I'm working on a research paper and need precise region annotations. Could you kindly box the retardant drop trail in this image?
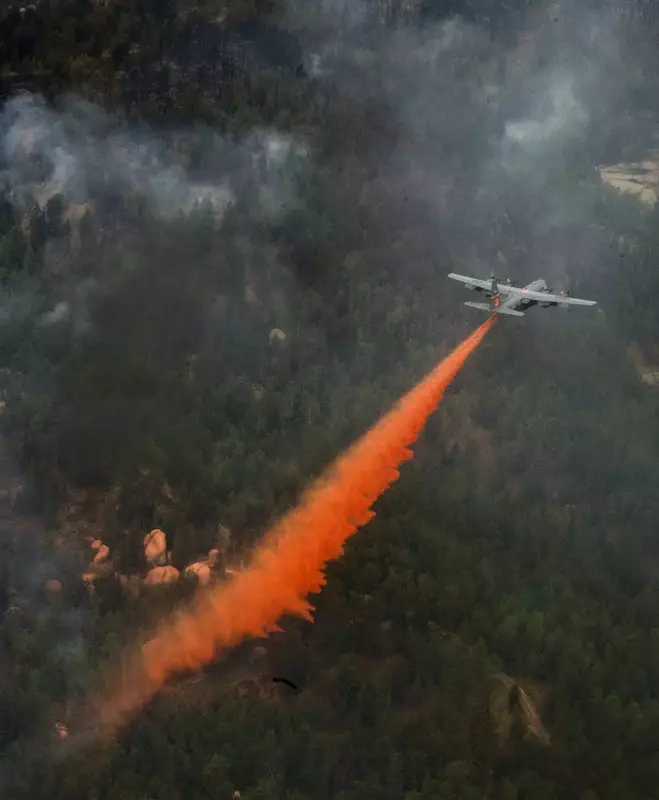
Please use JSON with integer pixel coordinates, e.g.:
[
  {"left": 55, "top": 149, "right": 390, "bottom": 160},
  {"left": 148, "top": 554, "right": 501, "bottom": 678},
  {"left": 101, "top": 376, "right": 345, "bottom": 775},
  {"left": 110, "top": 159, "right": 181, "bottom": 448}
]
[{"left": 94, "top": 315, "right": 495, "bottom": 736}]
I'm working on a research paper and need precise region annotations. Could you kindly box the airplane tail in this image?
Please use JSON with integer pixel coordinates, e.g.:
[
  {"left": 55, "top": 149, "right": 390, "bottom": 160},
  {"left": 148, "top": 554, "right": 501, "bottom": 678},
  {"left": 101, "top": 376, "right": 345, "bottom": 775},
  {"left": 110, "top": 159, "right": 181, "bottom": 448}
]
[
  {"left": 494, "top": 307, "right": 525, "bottom": 317},
  {"left": 464, "top": 301, "right": 524, "bottom": 317},
  {"left": 488, "top": 274, "right": 502, "bottom": 311}
]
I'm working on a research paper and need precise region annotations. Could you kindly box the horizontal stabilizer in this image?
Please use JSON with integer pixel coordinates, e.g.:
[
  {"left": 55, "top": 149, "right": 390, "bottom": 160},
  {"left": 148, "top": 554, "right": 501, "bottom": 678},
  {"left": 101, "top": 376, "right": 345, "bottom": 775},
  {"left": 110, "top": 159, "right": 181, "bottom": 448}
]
[
  {"left": 492, "top": 306, "right": 525, "bottom": 317},
  {"left": 464, "top": 301, "right": 524, "bottom": 317}
]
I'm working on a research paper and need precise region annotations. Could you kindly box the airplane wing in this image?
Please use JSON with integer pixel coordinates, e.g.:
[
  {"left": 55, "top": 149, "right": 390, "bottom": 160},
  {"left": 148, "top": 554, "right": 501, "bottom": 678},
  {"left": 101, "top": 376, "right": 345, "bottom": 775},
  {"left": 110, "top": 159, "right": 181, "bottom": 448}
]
[
  {"left": 447, "top": 273, "right": 493, "bottom": 291},
  {"left": 502, "top": 285, "right": 597, "bottom": 306}
]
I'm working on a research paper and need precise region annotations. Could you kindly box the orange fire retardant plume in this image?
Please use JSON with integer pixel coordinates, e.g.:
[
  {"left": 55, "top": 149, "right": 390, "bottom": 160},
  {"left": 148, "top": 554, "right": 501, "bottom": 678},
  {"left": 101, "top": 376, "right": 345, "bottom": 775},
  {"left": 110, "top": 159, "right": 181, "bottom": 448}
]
[{"left": 95, "top": 315, "right": 495, "bottom": 735}]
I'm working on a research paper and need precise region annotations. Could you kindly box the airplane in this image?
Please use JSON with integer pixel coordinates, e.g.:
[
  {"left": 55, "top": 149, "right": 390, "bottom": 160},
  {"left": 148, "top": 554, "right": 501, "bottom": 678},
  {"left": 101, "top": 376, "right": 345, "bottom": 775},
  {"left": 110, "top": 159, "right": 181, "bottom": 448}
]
[{"left": 447, "top": 272, "right": 597, "bottom": 317}]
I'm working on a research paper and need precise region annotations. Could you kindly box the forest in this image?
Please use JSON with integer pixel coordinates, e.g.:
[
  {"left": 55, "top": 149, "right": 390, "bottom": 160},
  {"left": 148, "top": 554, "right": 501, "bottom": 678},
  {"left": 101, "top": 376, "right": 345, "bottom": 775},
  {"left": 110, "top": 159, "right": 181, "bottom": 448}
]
[{"left": 3, "top": 0, "right": 659, "bottom": 797}]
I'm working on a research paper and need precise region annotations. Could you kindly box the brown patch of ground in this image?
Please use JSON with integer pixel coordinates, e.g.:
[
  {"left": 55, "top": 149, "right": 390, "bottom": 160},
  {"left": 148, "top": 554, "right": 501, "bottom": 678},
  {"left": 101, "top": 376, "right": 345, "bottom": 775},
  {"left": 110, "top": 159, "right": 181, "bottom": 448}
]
[{"left": 490, "top": 672, "right": 551, "bottom": 746}]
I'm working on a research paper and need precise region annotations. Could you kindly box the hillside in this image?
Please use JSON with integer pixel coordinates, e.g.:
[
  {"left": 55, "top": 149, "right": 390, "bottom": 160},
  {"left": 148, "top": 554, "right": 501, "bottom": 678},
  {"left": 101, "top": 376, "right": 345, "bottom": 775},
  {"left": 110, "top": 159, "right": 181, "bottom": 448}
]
[{"left": 2, "top": 1, "right": 659, "bottom": 799}]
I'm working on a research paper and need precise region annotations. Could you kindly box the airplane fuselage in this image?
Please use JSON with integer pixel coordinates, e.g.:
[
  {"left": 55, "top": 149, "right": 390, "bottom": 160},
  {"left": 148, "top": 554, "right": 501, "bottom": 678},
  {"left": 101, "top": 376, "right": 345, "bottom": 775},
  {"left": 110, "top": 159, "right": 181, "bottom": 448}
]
[{"left": 491, "top": 279, "right": 550, "bottom": 313}]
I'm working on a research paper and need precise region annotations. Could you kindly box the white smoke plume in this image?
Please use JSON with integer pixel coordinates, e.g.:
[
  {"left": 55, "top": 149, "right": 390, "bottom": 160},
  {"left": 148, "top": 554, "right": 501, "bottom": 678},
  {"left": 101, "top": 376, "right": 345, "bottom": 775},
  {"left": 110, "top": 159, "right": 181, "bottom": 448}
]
[
  {"left": 504, "top": 71, "right": 589, "bottom": 149},
  {"left": 0, "top": 93, "right": 307, "bottom": 223}
]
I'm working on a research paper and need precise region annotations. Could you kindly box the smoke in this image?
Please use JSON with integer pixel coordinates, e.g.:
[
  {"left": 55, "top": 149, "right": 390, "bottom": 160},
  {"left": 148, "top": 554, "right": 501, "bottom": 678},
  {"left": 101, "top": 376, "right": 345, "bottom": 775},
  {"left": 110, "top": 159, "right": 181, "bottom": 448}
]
[
  {"left": 0, "top": 93, "right": 307, "bottom": 223},
  {"left": 88, "top": 316, "right": 494, "bottom": 737},
  {"left": 38, "top": 300, "right": 71, "bottom": 326},
  {"left": 503, "top": 71, "right": 589, "bottom": 150},
  {"left": 0, "top": 88, "right": 314, "bottom": 379},
  {"left": 282, "top": 0, "right": 656, "bottom": 295}
]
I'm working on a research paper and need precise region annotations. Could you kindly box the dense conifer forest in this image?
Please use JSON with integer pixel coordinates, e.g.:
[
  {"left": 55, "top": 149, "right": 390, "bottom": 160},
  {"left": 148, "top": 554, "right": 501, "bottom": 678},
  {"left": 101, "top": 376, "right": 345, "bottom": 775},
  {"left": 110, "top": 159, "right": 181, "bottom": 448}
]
[{"left": 3, "top": 0, "right": 659, "bottom": 797}]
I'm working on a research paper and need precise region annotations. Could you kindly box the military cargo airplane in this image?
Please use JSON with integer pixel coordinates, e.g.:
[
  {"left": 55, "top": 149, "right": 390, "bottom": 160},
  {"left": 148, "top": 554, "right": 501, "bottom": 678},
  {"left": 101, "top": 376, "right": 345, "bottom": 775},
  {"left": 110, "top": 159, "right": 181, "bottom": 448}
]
[{"left": 447, "top": 272, "right": 597, "bottom": 317}]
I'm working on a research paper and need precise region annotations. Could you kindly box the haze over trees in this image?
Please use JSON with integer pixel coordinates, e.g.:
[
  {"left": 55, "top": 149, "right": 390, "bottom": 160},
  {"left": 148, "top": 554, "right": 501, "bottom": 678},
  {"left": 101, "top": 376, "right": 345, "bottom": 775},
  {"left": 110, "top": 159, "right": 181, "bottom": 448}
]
[{"left": 2, "top": 0, "right": 659, "bottom": 798}]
